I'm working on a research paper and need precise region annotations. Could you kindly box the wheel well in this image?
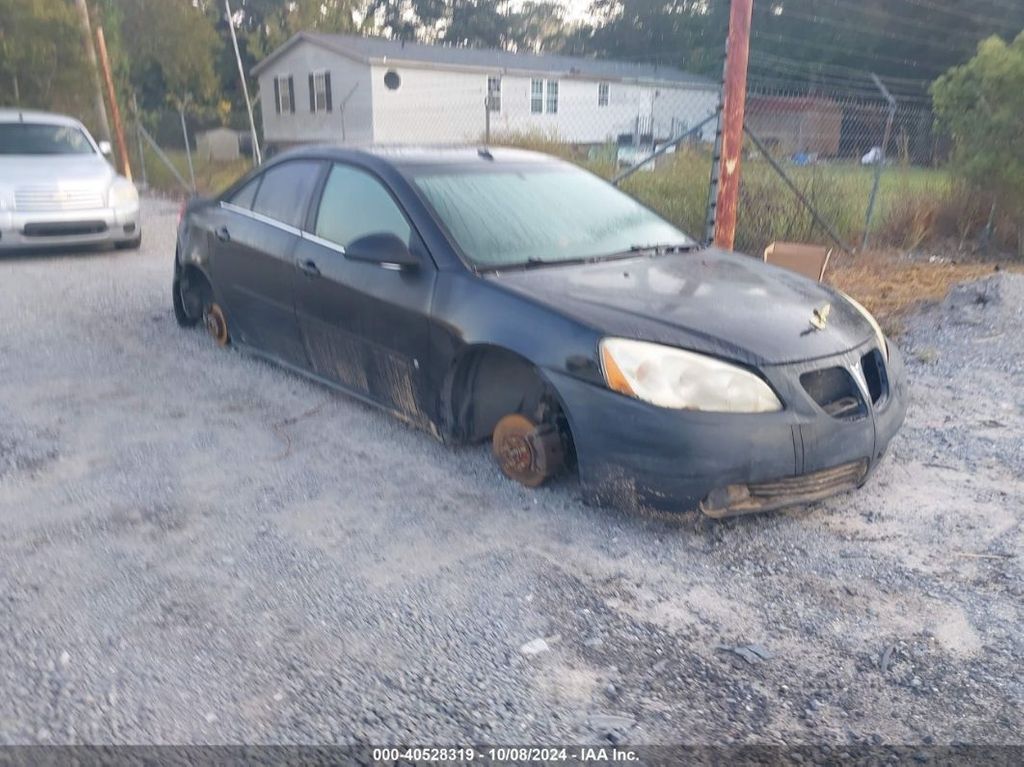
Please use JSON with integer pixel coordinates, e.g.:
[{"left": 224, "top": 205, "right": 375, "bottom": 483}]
[
  {"left": 446, "top": 346, "right": 575, "bottom": 458},
  {"left": 177, "top": 263, "right": 214, "bottom": 319}
]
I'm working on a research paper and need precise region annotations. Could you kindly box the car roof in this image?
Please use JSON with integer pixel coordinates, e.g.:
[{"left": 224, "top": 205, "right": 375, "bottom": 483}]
[
  {"left": 272, "top": 144, "right": 568, "bottom": 174},
  {"left": 0, "top": 109, "right": 87, "bottom": 128}
]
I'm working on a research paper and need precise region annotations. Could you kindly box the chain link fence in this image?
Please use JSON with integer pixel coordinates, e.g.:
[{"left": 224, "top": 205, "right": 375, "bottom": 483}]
[
  {"left": 738, "top": 80, "right": 965, "bottom": 256},
  {"left": 123, "top": 105, "right": 258, "bottom": 198}
]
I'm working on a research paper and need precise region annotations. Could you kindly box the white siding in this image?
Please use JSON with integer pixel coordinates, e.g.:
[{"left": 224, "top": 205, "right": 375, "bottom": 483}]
[
  {"left": 258, "top": 47, "right": 373, "bottom": 146},
  {"left": 488, "top": 75, "right": 720, "bottom": 144},
  {"left": 257, "top": 40, "right": 719, "bottom": 147},
  {"left": 370, "top": 65, "right": 487, "bottom": 144},
  {"left": 368, "top": 63, "right": 719, "bottom": 145}
]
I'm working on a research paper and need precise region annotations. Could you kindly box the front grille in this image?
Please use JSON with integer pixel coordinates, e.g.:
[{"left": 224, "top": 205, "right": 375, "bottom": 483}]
[
  {"left": 22, "top": 221, "right": 107, "bottom": 237},
  {"left": 800, "top": 366, "right": 867, "bottom": 420},
  {"left": 746, "top": 460, "right": 869, "bottom": 501},
  {"left": 15, "top": 186, "right": 105, "bottom": 212},
  {"left": 701, "top": 460, "right": 869, "bottom": 517}
]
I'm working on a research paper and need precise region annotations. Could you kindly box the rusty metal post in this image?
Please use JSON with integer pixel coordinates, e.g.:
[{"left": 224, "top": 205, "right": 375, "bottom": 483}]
[
  {"left": 94, "top": 27, "right": 132, "bottom": 181},
  {"left": 713, "top": 0, "right": 753, "bottom": 251},
  {"left": 72, "top": 0, "right": 112, "bottom": 143}
]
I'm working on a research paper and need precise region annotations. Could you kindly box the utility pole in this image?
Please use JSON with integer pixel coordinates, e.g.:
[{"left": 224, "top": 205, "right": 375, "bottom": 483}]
[
  {"left": 713, "top": 0, "right": 753, "bottom": 251},
  {"left": 72, "top": 0, "right": 112, "bottom": 143},
  {"left": 95, "top": 27, "right": 132, "bottom": 181},
  {"left": 225, "top": 0, "right": 262, "bottom": 165}
]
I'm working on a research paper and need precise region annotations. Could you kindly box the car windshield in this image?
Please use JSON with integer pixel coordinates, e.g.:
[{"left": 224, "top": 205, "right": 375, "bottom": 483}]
[
  {"left": 412, "top": 165, "right": 695, "bottom": 268},
  {"left": 0, "top": 123, "right": 96, "bottom": 155}
]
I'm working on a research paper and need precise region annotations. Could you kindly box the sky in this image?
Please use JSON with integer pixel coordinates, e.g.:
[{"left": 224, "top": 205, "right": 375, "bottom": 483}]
[{"left": 559, "top": 0, "right": 593, "bottom": 24}]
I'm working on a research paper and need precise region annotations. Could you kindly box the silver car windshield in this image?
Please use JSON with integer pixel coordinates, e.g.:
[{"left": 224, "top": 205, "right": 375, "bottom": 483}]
[
  {"left": 0, "top": 123, "right": 96, "bottom": 155},
  {"left": 412, "top": 166, "right": 694, "bottom": 268}
]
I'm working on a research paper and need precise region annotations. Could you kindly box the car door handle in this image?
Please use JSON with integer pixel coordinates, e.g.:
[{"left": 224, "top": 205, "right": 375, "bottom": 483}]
[
  {"left": 299, "top": 259, "right": 321, "bottom": 277},
  {"left": 215, "top": 226, "right": 231, "bottom": 243}
]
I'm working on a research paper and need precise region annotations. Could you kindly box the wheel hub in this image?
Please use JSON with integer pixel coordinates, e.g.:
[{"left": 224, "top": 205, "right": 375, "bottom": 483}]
[
  {"left": 203, "top": 303, "right": 229, "bottom": 347},
  {"left": 492, "top": 413, "right": 565, "bottom": 488}
]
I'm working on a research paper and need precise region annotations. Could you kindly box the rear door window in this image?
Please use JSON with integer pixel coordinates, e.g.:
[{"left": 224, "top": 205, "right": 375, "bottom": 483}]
[
  {"left": 251, "top": 160, "right": 323, "bottom": 228},
  {"left": 227, "top": 177, "right": 261, "bottom": 209}
]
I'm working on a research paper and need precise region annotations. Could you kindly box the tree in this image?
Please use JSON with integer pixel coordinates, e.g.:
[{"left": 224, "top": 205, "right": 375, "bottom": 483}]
[
  {"left": 118, "top": 0, "right": 221, "bottom": 109},
  {"left": 932, "top": 33, "right": 1024, "bottom": 248},
  {"left": 367, "top": 0, "right": 566, "bottom": 51},
  {"left": 579, "top": 0, "right": 729, "bottom": 74},
  {"left": 0, "top": 0, "right": 91, "bottom": 117}
]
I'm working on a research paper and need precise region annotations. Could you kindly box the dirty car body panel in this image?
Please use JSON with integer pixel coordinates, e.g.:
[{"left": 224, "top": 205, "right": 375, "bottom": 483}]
[{"left": 175, "top": 146, "right": 907, "bottom": 515}]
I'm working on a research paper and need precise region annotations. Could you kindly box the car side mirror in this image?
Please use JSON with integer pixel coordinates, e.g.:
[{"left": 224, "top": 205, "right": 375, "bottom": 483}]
[
  {"left": 345, "top": 233, "right": 419, "bottom": 270},
  {"left": 98, "top": 141, "right": 113, "bottom": 156}
]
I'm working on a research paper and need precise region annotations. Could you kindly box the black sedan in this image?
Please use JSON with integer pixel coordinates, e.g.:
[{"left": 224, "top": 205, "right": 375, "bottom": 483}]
[{"left": 173, "top": 147, "right": 907, "bottom": 517}]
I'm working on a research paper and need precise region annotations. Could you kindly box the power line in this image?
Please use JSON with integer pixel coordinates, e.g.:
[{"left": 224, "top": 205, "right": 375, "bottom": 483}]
[
  {"left": 750, "top": 50, "right": 934, "bottom": 87},
  {"left": 781, "top": 0, "right": 1022, "bottom": 44},
  {"left": 750, "top": 30, "right": 952, "bottom": 75},
  {"left": 746, "top": 66, "right": 934, "bottom": 103},
  {"left": 897, "top": 0, "right": 1024, "bottom": 28},
  {"left": 764, "top": 6, "right": 978, "bottom": 54}
]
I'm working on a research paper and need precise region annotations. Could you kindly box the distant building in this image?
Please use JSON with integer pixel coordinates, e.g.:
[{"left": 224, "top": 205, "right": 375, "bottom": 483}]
[
  {"left": 251, "top": 33, "right": 720, "bottom": 149},
  {"left": 746, "top": 95, "right": 844, "bottom": 158},
  {"left": 196, "top": 127, "right": 242, "bottom": 161}
]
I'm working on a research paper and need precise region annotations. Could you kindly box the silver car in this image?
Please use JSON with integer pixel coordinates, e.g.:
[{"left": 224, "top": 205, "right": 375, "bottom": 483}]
[{"left": 0, "top": 109, "right": 141, "bottom": 251}]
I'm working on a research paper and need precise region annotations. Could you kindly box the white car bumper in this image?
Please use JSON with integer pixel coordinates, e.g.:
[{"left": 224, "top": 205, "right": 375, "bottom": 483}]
[{"left": 0, "top": 202, "right": 141, "bottom": 251}]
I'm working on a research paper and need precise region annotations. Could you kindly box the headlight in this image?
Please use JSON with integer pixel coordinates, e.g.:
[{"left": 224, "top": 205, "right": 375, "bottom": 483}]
[
  {"left": 600, "top": 338, "right": 783, "bottom": 413},
  {"left": 839, "top": 292, "right": 888, "bottom": 360},
  {"left": 108, "top": 178, "right": 138, "bottom": 209}
]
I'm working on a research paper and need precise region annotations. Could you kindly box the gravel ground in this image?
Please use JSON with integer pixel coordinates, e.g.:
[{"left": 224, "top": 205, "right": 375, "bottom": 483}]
[{"left": 0, "top": 197, "right": 1021, "bottom": 747}]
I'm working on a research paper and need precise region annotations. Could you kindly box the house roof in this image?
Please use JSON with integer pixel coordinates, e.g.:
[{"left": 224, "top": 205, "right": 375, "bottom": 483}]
[{"left": 252, "top": 32, "right": 716, "bottom": 89}]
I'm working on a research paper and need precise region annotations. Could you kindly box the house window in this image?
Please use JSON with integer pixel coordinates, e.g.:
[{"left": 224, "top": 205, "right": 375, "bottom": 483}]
[
  {"left": 598, "top": 82, "right": 609, "bottom": 107},
  {"left": 487, "top": 76, "right": 502, "bottom": 113},
  {"left": 310, "top": 71, "right": 332, "bottom": 113},
  {"left": 274, "top": 75, "right": 295, "bottom": 114},
  {"left": 531, "top": 79, "right": 543, "bottom": 114},
  {"left": 546, "top": 80, "right": 558, "bottom": 114},
  {"left": 384, "top": 70, "right": 401, "bottom": 90}
]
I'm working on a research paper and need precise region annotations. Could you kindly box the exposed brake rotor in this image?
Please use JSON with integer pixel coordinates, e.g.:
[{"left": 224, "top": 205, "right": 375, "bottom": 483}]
[{"left": 492, "top": 413, "right": 565, "bottom": 488}]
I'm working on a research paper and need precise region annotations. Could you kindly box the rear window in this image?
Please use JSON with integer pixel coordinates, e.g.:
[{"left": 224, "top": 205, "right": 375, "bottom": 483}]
[{"left": 0, "top": 123, "right": 96, "bottom": 155}]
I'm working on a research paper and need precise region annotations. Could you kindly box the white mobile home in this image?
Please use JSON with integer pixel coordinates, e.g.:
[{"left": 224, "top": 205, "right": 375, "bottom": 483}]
[{"left": 252, "top": 33, "right": 720, "bottom": 149}]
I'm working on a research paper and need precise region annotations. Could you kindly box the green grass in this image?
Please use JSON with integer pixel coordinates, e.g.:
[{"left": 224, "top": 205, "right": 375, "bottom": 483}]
[
  {"left": 492, "top": 130, "right": 961, "bottom": 254},
  {"left": 616, "top": 151, "right": 956, "bottom": 253},
  {"left": 134, "top": 146, "right": 252, "bottom": 197}
]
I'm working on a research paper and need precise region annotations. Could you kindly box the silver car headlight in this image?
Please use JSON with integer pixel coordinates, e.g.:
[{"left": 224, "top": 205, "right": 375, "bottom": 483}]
[
  {"left": 600, "top": 338, "right": 783, "bottom": 413},
  {"left": 108, "top": 178, "right": 139, "bottom": 209},
  {"left": 839, "top": 292, "right": 888, "bottom": 361}
]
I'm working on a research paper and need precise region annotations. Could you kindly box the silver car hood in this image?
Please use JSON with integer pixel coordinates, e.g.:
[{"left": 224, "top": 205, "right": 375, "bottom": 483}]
[{"left": 0, "top": 155, "right": 115, "bottom": 188}]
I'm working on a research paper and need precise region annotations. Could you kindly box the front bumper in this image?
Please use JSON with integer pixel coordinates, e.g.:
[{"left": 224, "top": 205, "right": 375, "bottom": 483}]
[
  {"left": 0, "top": 202, "right": 141, "bottom": 251},
  {"left": 547, "top": 339, "right": 908, "bottom": 516}
]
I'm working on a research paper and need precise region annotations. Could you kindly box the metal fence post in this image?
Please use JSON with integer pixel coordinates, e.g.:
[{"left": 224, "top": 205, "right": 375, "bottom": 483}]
[
  {"left": 861, "top": 74, "right": 897, "bottom": 252},
  {"left": 484, "top": 98, "right": 491, "bottom": 145},
  {"left": 179, "top": 105, "right": 196, "bottom": 192},
  {"left": 131, "top": 94, "right": 148, "bottom": 190},
  {"left": 704, "top": 100, "right": 725, "bottom": 245}
]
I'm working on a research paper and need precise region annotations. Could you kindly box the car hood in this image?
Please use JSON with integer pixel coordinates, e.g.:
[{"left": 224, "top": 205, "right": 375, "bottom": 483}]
[
  {"left": 0, "top": 155, "right": 114, "bottom": 188},
  {"left": 485, "top": 248, "right": 875, "bottom": 366}
]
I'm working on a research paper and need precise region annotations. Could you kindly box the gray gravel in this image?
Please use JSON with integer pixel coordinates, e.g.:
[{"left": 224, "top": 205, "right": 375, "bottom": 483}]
[{"left": 0, "top": 197, "right": 1021, "bottom": 746}]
